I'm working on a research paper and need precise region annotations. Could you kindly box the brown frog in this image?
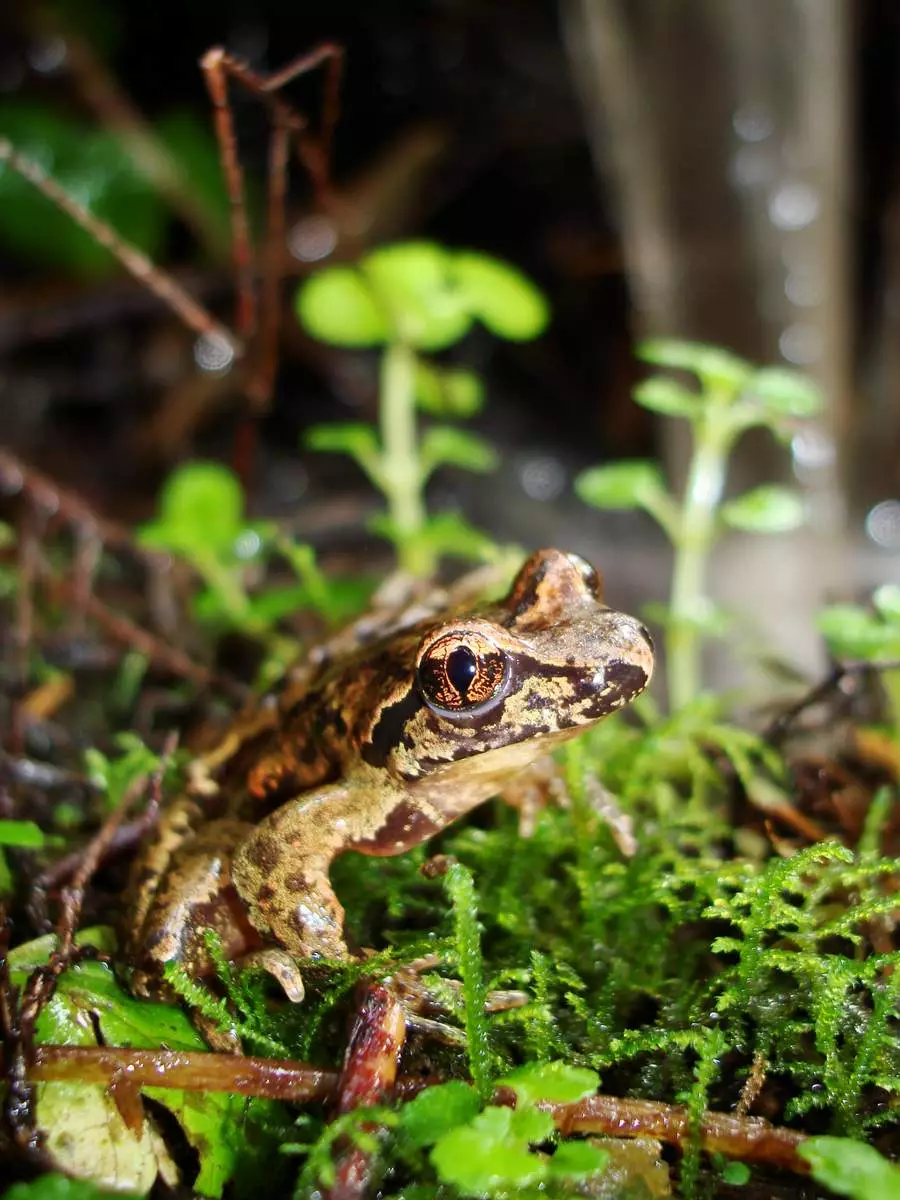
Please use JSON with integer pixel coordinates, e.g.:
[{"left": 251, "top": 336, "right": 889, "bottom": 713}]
[{"left": 125, "top": 549, "right": 653, "bottom": 1000}]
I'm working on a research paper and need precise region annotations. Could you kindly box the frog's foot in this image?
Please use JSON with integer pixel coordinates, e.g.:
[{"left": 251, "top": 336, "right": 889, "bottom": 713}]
[{"left": 237, "top": 947, "right": 305, "bottom": 1003}]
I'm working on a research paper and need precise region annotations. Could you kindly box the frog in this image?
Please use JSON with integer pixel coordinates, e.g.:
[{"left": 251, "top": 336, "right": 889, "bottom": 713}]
[{"left": 124, "top": 548, "right": 654, "bottom": 1001}]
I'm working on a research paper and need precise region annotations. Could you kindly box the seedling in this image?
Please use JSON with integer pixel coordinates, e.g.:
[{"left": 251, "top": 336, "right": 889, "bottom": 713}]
[
  {"left": 575, "top": 339, "right": 823, "bottom": 711},
  {"left": 296, "top": 240, "right": 548, "bottom": 576}
]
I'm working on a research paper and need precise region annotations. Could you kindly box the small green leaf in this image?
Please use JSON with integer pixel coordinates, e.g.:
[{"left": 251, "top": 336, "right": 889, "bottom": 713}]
[
  {"left": 548, "top": 1140, "right": 609, "bottom": 1181},
  {"left": 818, "top": 605, "right": 900, "bottom": 661},
  {"left": 429, "top": 1107, "right": 545, "bottom": 1194},
  {"left": 414, "top": 361, "right": 484, "bottom": 417},
  {"left": 363, "top": 241, "right": 471, "bottom": 351},
  {"left": 873, "top": 584, "right": 900, "bottom": 625},
  {"left": 498, "top": 1060, "right": 599, "bottom": 1106},
  {"left": 799, "top": 1136, "right": 900, "bottom": 1200},
  {"left": 575, "top": 460, "right": 667, "bottom": 511},
  {"left": 155, "top": 109, "right": 231, "bottom": 252},
  {"left": 0, "top": 819, "right": 48, "bottom": 848},
  {"left": 722, "top": 1160, "right": 752, "bottom": 1185},
  {"left": 139, "top": 462, "right": 244, "bottom": 558},
  {"left": 720, "top": 485, "right": 806, "bottom": 534},
  {"left": 632, "top": 376, "right": 698, "bottom": 418},
  {"left": 638, "top": 339, "right": 753, "bottom": 392},
  {"left": 398, "top": 1082, "right": 481, "bottom": 1149},
  {"left": 420, "top": 426, "right": 498, "bottom": 478},
  {"left": 295, "top": 266, "right": 391, "bottom": 347},
  {"left": 3, "top": 1175, "right": 122, "bottom": 1200},
  {"left": 452, "top": 251, "right": 549, "bottom": 341},
  {"left": 750, "top": 367, "right": 824, "bottom": 418},
  {"left": 305, "top": 422, "right": 382, "bottom": 478}
]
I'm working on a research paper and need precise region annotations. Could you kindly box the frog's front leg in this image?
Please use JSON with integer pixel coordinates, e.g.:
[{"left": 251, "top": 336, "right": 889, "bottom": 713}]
[{"left": 232, "top": 782, "right": 448, "bottom": 963}]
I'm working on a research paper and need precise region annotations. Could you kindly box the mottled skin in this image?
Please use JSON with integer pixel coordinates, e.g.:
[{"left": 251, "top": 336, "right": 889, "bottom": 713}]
[{"left": 125, "top": 549, "right": 654, "bottom": 999}]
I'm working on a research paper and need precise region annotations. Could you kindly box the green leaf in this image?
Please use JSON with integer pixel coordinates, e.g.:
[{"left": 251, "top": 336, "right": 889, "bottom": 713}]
[
  {"left": 0, "top": 104, "right": 165, "bottom": 277},
  {"left": 638, "top": 339, "right": 753, "bottom": 392},
  {"left": 0, "top": 818, "right": 48, "bottom": 848},
  {"left": 3, "top": 1175, "right": 122, "bottom": 1200},
  {"left": 799, "top": 1136, "right": 900, "bottom": 1199},
  {"left": 397, "top": 1081, "right": 481, "bottom": 1150},
  {"left": 363, "top": 241, "right": 472, "bottom": 351},
  {"left": 575, "top": 460, "right": 667, "bottom": 511},
  {"left": 83, "top": 733, "right": 165, "bottom": 810},
  {"left": 420, "top": 425, "right": 498, "bottom": 478},
  {"left": 873, "top": 584, "right": 900, "bottom": 625},
  {"left": 452, "top": 251, "right": 549, "bottom": 341},
  {"left": 749, "top": 367, "right": 824, "bottom": 418},
  {"left": 305, "top": 422, "right": 382, "bottom": 480},
  {"left": 721, "top": 1160, "right": 752, "bottom": 1185},
  {"left": 720, "top": 485, "right": 806, "bottom": 533},
  {"left": 414, "top": 361, "right": 485, "bottom": 417},
  {"left": 632, "top": 376, "right": 698, "bottom": 418},
  {"left": 139, "top": 462, "right": 245, "bottom": 558},
  {"left": 295, "top": 266, "right": 391, "bottom": 346},
  {"left": 498, "top": 1060, "right": 599, "bottom": 1106},
  {"left": 818, "top": 606, "right": 900, "bottom": 661},
  {"left": 548, "top": 1140, "right": 609, "bottom": 1180},
  {"left": 429, "top": 1107, "right": 546, "bottom": 1194}
]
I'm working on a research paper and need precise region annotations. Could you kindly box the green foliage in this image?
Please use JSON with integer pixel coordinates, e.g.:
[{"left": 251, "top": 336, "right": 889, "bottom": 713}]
[
  {"left": 2, "top": 1176, "right": 121, "bottom": 1200},
  {"left": 83, "top": 731, "right": 171, "bottom": 811},
  {"left": 819, "top": 584, "right": 900, "bottom": 740},
  {"left": 8, "top": 946, "right": 289, "bottom": 1197},
  {"left": 575, "top": 338, "right": 823, "bottom": 710},
  {"left": 444, "top": 862, "right": 494, "bottom": 1100},
  {"left": 799, "top": 1137, "right": 900, "bottom": 1198},
  {"left": 297, "top": 241, "right": 547, "bottom": 575}
]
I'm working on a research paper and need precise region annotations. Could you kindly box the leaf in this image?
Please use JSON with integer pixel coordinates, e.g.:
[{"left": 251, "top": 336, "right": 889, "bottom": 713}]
[
  {"left": 632, "top": 377, "right": 698, "bottom": 418},
  {"left": 638, "top": 339, "right": 753, "bottom": 392},
  {"left": 452, "top": 251, "right": 549, "bottom": 341},
  {"left": 397, "top": 1081, "right": 481, "bottom": 1149},
  {"left": 497, "top": 1060, "right": 599, "bottom": 1106},
  {"left": 3, "top": 1175, "right": 122, "bottom": 1200},
  {"left": 295, "top": 266, "right": 391, "bottom": 346},
  {"left": 575, "top": 460, "right": 667, "bottom": 511},
  {"left": 873, "top": 584, "right": 900, "bottom": 625},
  {"left": 0, "top": 104, "right": 165, "bottom": 277},
  {"left": 363, "top": 241, "right": 472, "bottom": 351},
  {"left": 720, "top": 485, "right": 806, "bottom": 534},
  {"left": 750, "top": 367, "right": 824, "bottom": 418},
  {"left": 429, "top": 1107, "right": 546, "bottom": 1194},
  {"left": 414, "top": 361, "right": 484, "bottom": 417},
  {"left": 155, "top": 109, "right": 232, "bottom": 252},
  {"left": 548, "top": 1140, "right": 609, "bottom": 1180},
  {"left": 83, "top": 732, "right": 165, "bottom": 810},
  {"left": 139, "top": 462, "right": 244, "bottom": 558},
  {"left": 0, "top": 818, "right": 48, "bottom": 848},
  {"left": 799, "top": 1136, "right": 900, "bottom": 1199},
  {"left": 420, "top": 426, "right": 498, "bottom": 478},
  {"left": 818, "top": 605, "right": 900, "bottom": 661},
  {"left": 305, "top": 422, "right": 382, "bottom": 480}
]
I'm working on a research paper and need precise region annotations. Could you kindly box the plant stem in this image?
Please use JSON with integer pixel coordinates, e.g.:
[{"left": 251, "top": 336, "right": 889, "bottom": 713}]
[
  {"left": 666, "top": 414, "right": 733, "bottom": 712},
  {"left": 379, "top": 340, "right": 431, "bottom": 576}
]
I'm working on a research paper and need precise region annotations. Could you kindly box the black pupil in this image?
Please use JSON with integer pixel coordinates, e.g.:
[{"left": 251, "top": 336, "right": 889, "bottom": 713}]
[{"left": 447, "top": 646, "right": 478, "bottom": 698}]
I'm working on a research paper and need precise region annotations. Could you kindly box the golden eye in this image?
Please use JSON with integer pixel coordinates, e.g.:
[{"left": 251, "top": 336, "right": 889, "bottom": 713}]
[{"left": 416, "top": 631, "right": 509, "bottom": 715}]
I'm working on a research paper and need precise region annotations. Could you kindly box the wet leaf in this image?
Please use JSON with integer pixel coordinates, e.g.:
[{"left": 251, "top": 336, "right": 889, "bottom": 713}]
[
  {"left": 799, "top": 1136, "right": 900, "bottom": 1199},
  {"left": 397, "top": 1081, "right": 481, "bottom": 1149},
  {"left": 750, "top": 367, "right": 824, "bottom": 418},
  {"left": 638, "top": 340, "right": 753, "bottom": 392},
  {"left": 363, "top": 241, "right": 471, "bottom": 351},
  {"left": 575, "top": 460, "right": 668, "bottom": 511},
  {"left": 498, "top": 1060, "right": 599, "bottom": 1106},
  {"left": 632, "top": 377, "right": 698, "bottom": 418},
  {"left": 420, "top": 426, "right": 498, "bottom": 478},
  {"left": 295, "top": 266, "right": 391, "bottom": 346}
]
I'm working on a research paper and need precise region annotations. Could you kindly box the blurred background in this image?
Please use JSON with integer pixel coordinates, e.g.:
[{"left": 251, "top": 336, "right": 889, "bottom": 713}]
[{"left": 0, "top": 0, "right": 896, "bottom": 683}]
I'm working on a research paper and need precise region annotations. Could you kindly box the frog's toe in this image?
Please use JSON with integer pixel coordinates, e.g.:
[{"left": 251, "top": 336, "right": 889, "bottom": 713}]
[{"left": 238, "top": 947, "right": 306, "bottom": 1002}]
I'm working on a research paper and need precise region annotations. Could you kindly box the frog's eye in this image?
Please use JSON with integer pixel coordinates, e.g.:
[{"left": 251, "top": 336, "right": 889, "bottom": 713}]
[
  {"left": 416, "top": 630, "right": 509, "bottom": 716},
  {"left": 565, "top": 552, "right": 604, "bottom": 600}
]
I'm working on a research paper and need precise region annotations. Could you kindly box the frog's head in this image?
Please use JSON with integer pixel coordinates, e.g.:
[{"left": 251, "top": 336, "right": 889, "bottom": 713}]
[{"left": 366, "top": 549, "right": 653, "bottom": 784}]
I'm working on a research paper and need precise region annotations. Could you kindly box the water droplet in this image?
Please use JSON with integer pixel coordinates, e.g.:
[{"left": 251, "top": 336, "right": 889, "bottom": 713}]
[
  {"left": 518, "top": 456, "right": 566, "bottom": 502},
  {"left": 779, "top": 323, "right": 822, "bottom": 365},
  {"left": 193, "top": 332, "right": 235, "bottom": 374},
  {"left": 769, "top": 182, "right": 820, "bottom": 231},
  {"left": 784, "top": 269, "right": 823, "bottom": 307},
  {"left": 792, "top": 428, "right": 835, "bottom": 473},
  {"left": 729, "top": 146, "right": 774, "bottom": 189},
  {"left": 865, "top": 499, "right": 900, "bottom": 548},
  {"left": 234, "top": 530, "right": 262, "bottom": 560},
  {"left": 733, "top": 104, "right": 774, "bottom": 143},
  {"left": 28, "top": 36, "right": 67, "bottom": 75},
  {"left": 289, "top": 215, "right": 338, "bottom": 263}
]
